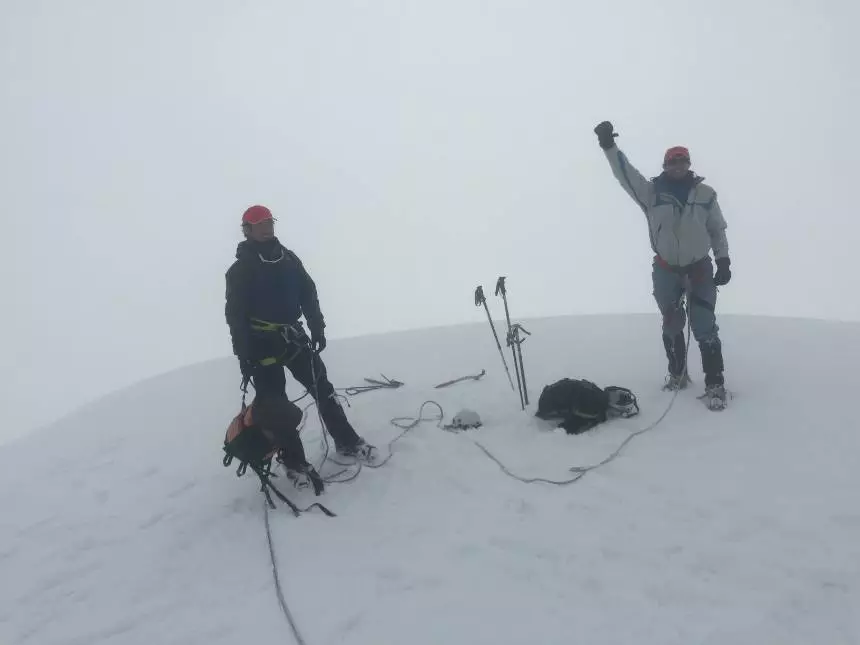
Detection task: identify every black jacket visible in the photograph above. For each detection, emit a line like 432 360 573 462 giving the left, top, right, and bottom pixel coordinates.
225 238 325 360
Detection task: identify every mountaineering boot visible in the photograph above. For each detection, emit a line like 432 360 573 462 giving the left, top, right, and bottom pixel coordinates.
285 463 325 495
277 447 325 494
661 332 688 390
286 468 311 490
700 338 727 410
663 372 691 391
703 384 727 411
336 438 379 464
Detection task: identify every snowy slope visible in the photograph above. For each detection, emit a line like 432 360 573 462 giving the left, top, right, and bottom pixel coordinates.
2 314 860 645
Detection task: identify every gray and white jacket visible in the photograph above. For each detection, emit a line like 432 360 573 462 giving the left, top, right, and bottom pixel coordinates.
603 146 729 267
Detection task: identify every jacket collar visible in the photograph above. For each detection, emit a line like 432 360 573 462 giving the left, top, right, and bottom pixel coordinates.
235 237 285 263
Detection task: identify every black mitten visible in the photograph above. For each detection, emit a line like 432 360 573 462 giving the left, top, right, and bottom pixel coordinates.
594 121 618 149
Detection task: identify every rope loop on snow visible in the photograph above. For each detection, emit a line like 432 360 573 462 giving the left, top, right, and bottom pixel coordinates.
473 294 693 486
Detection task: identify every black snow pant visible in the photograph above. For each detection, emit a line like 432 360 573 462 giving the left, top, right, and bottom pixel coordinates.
652 255 725 386
252 343 361 469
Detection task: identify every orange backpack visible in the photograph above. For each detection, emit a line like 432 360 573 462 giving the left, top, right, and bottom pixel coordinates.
221 400 335 518
222 403 278 476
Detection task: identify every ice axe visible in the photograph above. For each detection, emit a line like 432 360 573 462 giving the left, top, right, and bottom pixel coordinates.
434 369 487 389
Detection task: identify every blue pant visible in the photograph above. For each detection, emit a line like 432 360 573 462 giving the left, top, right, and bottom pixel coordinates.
652 256 724 385
652 256 719 343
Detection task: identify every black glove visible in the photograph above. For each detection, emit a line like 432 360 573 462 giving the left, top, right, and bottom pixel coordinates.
310 329 327 353
714 257 732 286
594 121 618 149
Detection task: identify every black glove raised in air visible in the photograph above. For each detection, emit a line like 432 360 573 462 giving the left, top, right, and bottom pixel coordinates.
594 121 619 150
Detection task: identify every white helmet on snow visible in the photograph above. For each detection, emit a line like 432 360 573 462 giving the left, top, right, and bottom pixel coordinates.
451 408 482 429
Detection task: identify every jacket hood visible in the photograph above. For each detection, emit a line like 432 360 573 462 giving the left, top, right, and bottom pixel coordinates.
235 237 283 261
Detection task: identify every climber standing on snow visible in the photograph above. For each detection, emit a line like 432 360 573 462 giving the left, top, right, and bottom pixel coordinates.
593 121 730 410
225 205 377 487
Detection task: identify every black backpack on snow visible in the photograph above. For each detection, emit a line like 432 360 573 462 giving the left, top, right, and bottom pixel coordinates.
535 378 639 434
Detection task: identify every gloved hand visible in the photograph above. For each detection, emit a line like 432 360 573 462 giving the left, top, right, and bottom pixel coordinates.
594 121 618 149
714 257 732 286
310 328 327 353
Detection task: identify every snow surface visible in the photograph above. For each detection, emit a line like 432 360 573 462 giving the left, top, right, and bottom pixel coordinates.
3 314 860 645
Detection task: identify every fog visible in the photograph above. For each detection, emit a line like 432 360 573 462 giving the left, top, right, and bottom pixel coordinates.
2 0 858 441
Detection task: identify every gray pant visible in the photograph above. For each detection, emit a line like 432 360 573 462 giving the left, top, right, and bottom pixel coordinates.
652 256 720 343
652 256 725 385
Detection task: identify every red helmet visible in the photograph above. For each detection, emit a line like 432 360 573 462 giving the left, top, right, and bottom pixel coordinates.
241 205 273 225
664 146 690 164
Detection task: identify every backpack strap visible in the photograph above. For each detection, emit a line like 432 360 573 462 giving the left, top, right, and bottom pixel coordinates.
560 406 606 435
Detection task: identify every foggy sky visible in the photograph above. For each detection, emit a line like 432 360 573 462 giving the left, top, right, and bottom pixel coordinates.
2 0 858 442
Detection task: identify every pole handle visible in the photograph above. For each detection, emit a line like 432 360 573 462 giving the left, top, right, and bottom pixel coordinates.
494 276 507 297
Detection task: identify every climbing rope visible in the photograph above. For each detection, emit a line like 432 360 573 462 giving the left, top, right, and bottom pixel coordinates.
474 294 693 486
271 284 693 492
263 499 309 645
471 441 587 485
249 295 698 645
301 352 415 484
320 401 450 482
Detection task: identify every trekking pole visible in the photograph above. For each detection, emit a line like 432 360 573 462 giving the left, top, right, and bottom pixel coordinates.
475 286 515 391
495 277 525 410
510 323 530 406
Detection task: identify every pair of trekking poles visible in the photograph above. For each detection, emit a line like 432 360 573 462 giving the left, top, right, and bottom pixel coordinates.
475 277 530 410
